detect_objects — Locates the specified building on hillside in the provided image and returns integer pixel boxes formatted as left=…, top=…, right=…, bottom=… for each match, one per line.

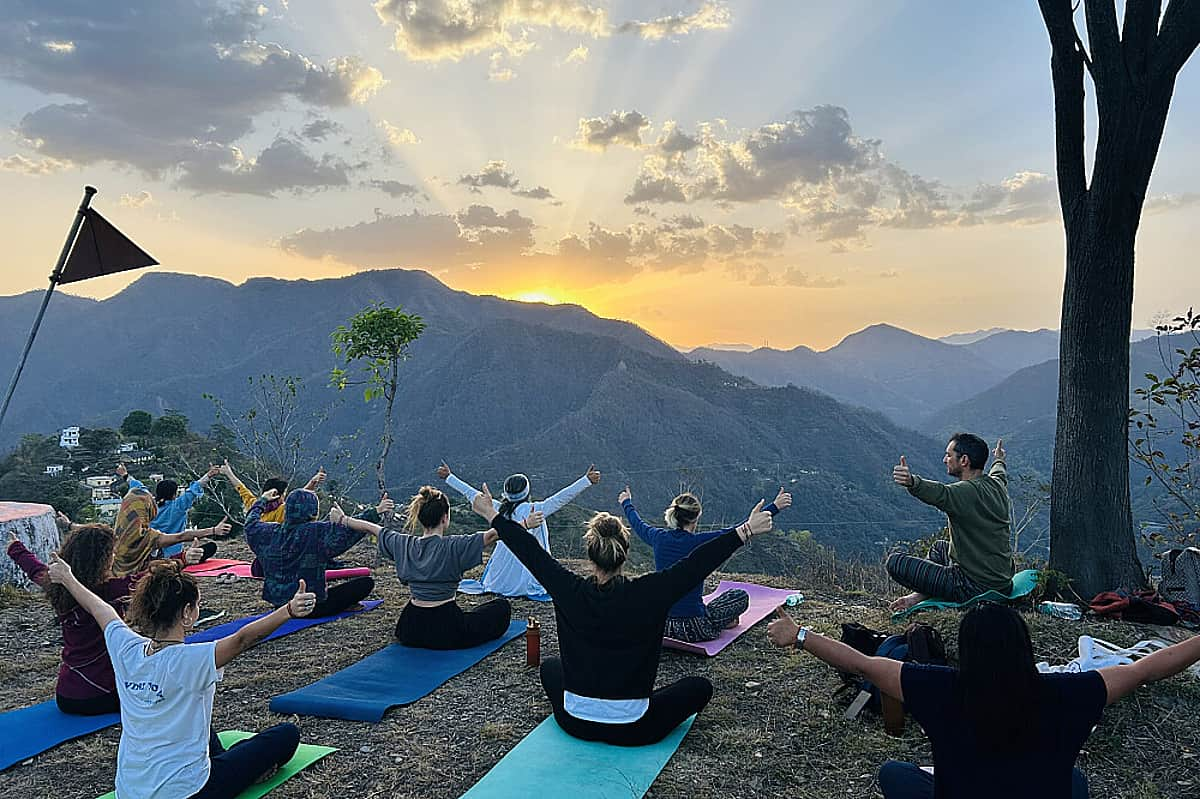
left=59, top=427, right=80, bottom=448
left=44, top=464, right=64, bottom=476
left=92, top=496, right=121, bottom=517
left=91, top=487, right=114, bottom=502
left=115, top=442, right=138, bottom=454
left=148, top=473, right=165, bottom=482
left=126, top=450, right=153, bottom=465
left=85, top=475, right=115, bottom=489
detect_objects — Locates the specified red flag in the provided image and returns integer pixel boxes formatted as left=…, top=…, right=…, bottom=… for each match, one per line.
left=57, top=208, right=157, bottom=285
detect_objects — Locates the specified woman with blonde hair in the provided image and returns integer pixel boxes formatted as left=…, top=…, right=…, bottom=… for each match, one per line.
left=620, top=485, right=790, bottom=642
left=470, top=484, right=773, bottom=746
left=336, top=486, right=543, bottom=649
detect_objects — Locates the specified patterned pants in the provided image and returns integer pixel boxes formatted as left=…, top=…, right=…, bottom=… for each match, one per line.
left=885, top=540, right=982, bottom=603
left=664, top=589, right=750, bottom=642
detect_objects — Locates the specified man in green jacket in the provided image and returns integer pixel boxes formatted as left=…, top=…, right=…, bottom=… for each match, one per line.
left=888, top=433, right=1014, bottom=612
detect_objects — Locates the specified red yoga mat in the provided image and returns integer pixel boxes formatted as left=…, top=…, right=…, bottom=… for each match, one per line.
left=185, top=560, right=370, bottom=581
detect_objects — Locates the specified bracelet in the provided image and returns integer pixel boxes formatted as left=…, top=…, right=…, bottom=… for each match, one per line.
left=287, top=605, right=298, bottom=619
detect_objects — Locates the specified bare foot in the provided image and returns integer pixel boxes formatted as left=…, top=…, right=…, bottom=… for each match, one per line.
left=890, top=592, right=926, bottom=612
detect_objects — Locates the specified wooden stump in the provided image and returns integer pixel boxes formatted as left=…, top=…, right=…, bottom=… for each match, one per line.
left=0, top=502, right=61, bottom=590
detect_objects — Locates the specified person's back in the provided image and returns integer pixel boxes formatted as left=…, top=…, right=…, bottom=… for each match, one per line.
left=900, top=664, right=1103, bottom=798
left=386, top=531, right=484, bottom=600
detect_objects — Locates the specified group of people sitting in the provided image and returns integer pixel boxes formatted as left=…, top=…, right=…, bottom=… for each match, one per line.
left=10, top=434, right=1200, bottom=799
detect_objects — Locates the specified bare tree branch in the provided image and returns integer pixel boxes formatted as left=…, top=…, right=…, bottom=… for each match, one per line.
left=1123, top=0, right=1164, bottom=81
left=1039, top=0, right=1091, bottom=208
left=1154, top=0, right=1200, bottom=79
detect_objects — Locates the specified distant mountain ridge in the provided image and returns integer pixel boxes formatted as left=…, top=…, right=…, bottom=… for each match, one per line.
left=0, top=269, right=947, bottom=555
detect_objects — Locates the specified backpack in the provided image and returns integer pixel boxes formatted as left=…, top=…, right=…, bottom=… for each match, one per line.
left=850, top=623, right=948, bottom=715
left=1089, top=589, right=1180, bottom=626
left=835, top=623, right=890, bottom=692
left=1160, top=548, right=1200, bottom=608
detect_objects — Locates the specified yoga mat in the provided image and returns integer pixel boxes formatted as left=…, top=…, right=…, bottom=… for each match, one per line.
left=460, top=714, right=695, bottom=799
left=0, top=700, right=119, bottom=771
left=96, top=730, right=337, bottom=799
left=186, top=600, right=383, bottom=644
left=891, top=568, right=1041, bottom=622
left=187, top=562, right=370, bottom=581
left=662, top=581, right=801, bottom=656
left=270, top=620, right=527, bottom=722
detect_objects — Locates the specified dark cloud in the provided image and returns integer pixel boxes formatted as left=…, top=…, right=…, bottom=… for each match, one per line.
left=617, top=2, right=731, bottom=40
left=458, top=159, right=558, bottom=202
left=368, top=179, right=423, bottom=199
left=301, top=117, right=342, bottom=141
left=575, top=111, right=650, bottom=150
left=176, top=137, right=354, bottom=196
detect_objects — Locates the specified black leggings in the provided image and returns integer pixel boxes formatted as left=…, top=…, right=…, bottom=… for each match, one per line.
left=539, top=657, right=712, bottom=746
left=56, top=692, right=119, bottom=716
left=309, top=576, right=374, bottom=618
left=395, top=598, right=512, bottom=649
left=188, top=724, right=300, bottom=799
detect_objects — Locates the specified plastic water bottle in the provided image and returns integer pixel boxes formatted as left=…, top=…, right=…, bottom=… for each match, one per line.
left=1037, top=601, right=1082, bottom=621
left=784, top=593, right=804, bottom=607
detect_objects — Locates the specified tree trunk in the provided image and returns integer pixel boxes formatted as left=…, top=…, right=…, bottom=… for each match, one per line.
left=0, top=502, right=61, bottom=590
left=1049, top=206, right=1146, bottom=596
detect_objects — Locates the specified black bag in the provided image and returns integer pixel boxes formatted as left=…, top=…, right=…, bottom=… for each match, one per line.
left=859, top=623, right=947, bottom=713
left=836, top=623, right=890, bottom=691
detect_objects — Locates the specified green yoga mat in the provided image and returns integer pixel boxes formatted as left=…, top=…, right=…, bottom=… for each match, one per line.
left=96, top=730, right=336, bottom=799
left=892, top=568, right=1040, bottom=622
left=460, top=714, right=695, bottom=799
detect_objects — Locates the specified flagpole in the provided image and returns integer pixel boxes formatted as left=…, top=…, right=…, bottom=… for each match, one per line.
left=0, top=186, right=97, bottom=436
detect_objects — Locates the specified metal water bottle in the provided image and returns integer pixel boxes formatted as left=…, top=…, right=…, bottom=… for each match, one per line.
left=525, top=617, right=541, bottom=667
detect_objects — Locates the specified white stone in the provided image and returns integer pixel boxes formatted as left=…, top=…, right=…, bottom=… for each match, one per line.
left=0, top=502, right=62, bottom=590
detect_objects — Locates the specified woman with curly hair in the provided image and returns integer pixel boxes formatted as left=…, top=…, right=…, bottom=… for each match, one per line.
left=7, top=524, right=132, bottom=715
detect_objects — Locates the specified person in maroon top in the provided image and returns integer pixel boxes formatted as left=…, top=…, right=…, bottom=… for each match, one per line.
left=7, top=524, right=134, bottom=715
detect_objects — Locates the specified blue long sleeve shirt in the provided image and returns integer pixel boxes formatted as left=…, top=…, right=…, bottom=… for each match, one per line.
left=621, top=498, right=781, bottom=618
left=127, top=477, right=204, bottom=555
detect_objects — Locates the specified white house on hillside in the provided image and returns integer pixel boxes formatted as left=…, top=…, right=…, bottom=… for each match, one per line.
left=115, top=442, right=138, bottom=454
left=126, top=450, right=153, bottom=465
left=60, top=427, right=80, bottom=448
left=91, top=487, right=114, bottom=502
left=44, top=465, right=64, bottom=476
left=85, top=475, right=115, bottom=489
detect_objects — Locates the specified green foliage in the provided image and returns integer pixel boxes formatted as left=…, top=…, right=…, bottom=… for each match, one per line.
left=150, top=411, right=189, bottom=441
left=79, top=427, right=120, bottom=454
left=329, top=302, right=425, bottom=403
left=1129, top=309, right=1200, bottom=556
left=120, top=410, right=153, bottom=437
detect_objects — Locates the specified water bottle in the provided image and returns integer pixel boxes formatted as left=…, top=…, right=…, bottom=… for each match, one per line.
left=1037, top=601, right=1082, bottom=621
left=784, top=593, right=804, bottom=607
left=525, top=618, right=541, bottom=667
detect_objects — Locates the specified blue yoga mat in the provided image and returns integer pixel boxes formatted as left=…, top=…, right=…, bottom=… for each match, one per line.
left=0, top=700, right=120, bottom=771
left=270, top=620, right=527, bottom=722
left=186, top=599, right=383, bottom=644
left=460, top=714, right=695, bottom=799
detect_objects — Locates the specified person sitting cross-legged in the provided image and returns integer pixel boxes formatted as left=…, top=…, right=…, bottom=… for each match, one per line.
left=888, top=435, right=1014, bottom=612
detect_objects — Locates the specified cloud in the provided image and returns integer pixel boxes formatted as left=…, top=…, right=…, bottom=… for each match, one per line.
left=0, top=0, right=383, bottom=193
left=1145, top=192, right=1200, bottom=214
left=959, top=170, right=1056, bottom=225
left=656, top=121, right=700, bottom=156
left=625, top=160, right=687, bottom=203
left=301, top=117, right=341, bottom=141
left=725, top=262, right=775, bottom=286
left=373, top=0, right=608, bottom=62
left=574, top=110, right=650, bottom=150
left=562, top=45, right=589, bottom=65
left=617, top=1, right=731, bottom=40
left=665, top=214, right=705, bottom=230
left=779, top=268, right=845, bottom=288
left=176, top=137, right=354, bottom=196
left=380, top=120, right=420, bottom=147
left=458, top=160, right=558, bottom=203
left=879, top=269, right=900, bottom=279
left=488, top=51, right=516, bottom=81
left=0, top=153, right=71, bottom=175
left=119, top=190, right=155, bottom=208
left=368, top=179, right=423, bottom=199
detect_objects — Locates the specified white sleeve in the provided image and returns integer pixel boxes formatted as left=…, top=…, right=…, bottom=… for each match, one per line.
left=537, top=475, right=593, bottom=517
left=189, top=642, right=222, bottom=691
left=446, top=473, right=501, bottom=510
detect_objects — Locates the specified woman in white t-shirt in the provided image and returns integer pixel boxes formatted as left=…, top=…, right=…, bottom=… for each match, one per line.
left=47, top=556, right=315, bottom=799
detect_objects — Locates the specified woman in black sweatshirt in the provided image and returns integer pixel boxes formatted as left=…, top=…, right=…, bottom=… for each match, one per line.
left=470, top=485, right=773, bottom=746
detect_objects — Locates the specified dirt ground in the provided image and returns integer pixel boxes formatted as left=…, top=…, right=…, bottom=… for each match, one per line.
left=2, top=536, right=1199, bottom=798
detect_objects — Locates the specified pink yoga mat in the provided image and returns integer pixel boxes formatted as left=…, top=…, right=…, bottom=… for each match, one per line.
left=187, top=561, right=370, bottom=581
left=662, top=580, right=801, bottom=657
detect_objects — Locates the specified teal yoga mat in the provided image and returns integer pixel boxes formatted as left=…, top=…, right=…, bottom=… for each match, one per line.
left=96, top=730, right=336, bottom=799
left=891, top=568, right=1041, bottom=622
left=460, top=714, right=695, bottom=799
left=270, top=620, right=526, bottom=721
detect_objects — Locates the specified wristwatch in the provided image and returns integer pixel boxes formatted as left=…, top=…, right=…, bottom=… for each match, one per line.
left=795, top=626, right=809, bottom=649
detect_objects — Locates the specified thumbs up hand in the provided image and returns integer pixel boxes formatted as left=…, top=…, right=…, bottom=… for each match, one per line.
left=893, top=455, right=914, bottom=487
left=992, top=438, right=1006, bottom=463
left=745, top=498, right=773, bottom=536
left=376, top=492, right=394, bottom=516
left=768, top=607, right=800, bottom=648
left=472, top=483, right=498, bottom=523
left=288, top=579, right=316, bottom=618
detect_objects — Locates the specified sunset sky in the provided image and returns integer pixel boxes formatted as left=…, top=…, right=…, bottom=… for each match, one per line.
left=2, top=1, right=1198, bottom=350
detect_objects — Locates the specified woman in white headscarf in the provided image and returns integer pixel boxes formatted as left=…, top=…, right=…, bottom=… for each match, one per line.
left=436, top=462, right=600, bottom=600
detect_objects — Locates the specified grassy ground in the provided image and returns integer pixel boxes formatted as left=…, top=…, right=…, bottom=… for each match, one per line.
left=2, top=535, right=1199, bottom=798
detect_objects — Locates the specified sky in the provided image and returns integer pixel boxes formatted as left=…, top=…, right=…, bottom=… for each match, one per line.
left=1, top=1, right=1198, bottom=350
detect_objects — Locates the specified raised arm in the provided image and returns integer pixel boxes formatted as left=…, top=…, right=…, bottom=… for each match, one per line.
left=537, top=464, right=601, bottom=517
left=643, top=501, right=773, bottom=603
left=220, top=460, right=256, bottom=510
left=214, top=580, right=315, bottom=668
left=7, top=535, right=50, bottom=588
left=46, top=553, right=121, bottom=629
left=1099, top=634, right=1200, bottom=706
left=767, top=609, right=903, bottom=701
left=330, top=504, right=382, bottom=537
left=441, top=465, right=488, bottom=505
left=155, top=517, right=230, bottom=548
left=472, top=486, right=577, bottom=596
left=988, top=439, right=1008, bottom=487
left=619, top=487, right=659, bottom=547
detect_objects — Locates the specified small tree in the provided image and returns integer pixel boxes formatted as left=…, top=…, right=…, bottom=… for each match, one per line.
left=121, top=410, right=153, bottom=437
left=151, top=412, right=189, bottom=441
left=330, top=303, right=425, bottom=499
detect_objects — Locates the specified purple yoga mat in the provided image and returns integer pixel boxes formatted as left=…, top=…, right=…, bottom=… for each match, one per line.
left=185, top=600, right=384, bottom=644
left=662, top=581, right=800, bottom=656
